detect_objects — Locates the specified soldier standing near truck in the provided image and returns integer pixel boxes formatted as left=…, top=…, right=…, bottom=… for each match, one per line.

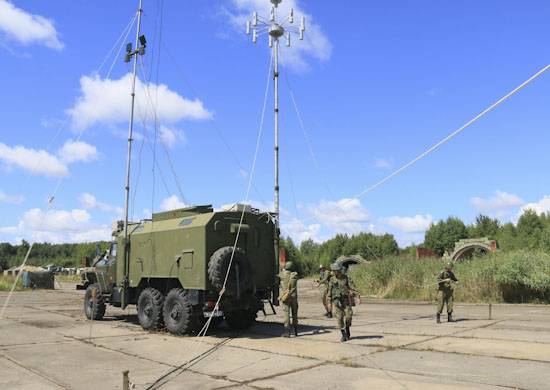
left=436, top=262, right=458, bottom=323
left=278, top=261, right=299, bottom=338
left=328, top=262, right=353, bottom=342
left=317, top=265, right=332, bottom=318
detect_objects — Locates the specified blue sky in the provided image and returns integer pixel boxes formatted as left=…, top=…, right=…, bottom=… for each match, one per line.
left=1, top=0, right=550, bottom=246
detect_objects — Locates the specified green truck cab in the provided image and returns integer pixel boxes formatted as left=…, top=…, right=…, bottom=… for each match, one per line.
left=79, top=204, right=277, bottom=334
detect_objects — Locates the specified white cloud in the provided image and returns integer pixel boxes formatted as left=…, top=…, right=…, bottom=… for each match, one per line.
left=79, top=193, right=122, bottom=216
left=0, top=0, right=63, bottom=50
left=227, top=0, right=332, bottom=71
left=0, top=142, right=68, bottom=177
left=160, top=195, right=188, bottom=211
left=374, top=158, right=393, bottom=170
left=281, top=217, right=321, bottom=243
left=471, top=190, right=524, bottom=218
left=382, top=214, right=433, bottom=233
left=67, top=73, right=212, bottom=130
left=0, top=190, right=23, bottom=204
left=521, top=195, right=550, bottom=216
left=304, top=198, right=370, bottom=234
left=159, top=125, right=186, bottom=149
left=58, top=140, right=99, bottom=163
left=0, top=207, right=112, bottom=243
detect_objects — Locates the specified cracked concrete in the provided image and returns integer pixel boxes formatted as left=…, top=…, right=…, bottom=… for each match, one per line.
left=1, top=280, right=550, bottom=389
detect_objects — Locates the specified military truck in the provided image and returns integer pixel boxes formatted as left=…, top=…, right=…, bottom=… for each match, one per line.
left=79, top=204, right=277, bottom=334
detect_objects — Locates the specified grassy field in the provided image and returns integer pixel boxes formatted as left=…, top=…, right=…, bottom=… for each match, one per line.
left=0, top=275, right=24, bottom=291
left=349, top=250, right=550, bottom=303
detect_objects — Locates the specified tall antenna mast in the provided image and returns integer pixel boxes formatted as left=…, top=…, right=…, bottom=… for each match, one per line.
left=121, top=0, right=147, bottom=309
left=246, top=0, right=306, bottom=270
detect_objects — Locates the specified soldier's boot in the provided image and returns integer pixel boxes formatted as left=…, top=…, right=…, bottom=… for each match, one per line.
left=436, top=314, right=441, bottom=324
left=293, top=325, right=298, bottom=337
left=345, top=326, right=351, bottom=340
left=340, top=329, right=348, bottom=342
left=327, top=311, right=332, bottom=318
left=282, top=327, right=291, bottom=338
left=447, top=313, right=454, bottom=323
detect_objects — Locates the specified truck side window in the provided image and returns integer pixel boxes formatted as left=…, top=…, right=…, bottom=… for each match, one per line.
left=109, top=243, right=118, bottom=262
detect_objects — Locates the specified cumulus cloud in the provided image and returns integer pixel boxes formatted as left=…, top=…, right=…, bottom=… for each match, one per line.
left=58, top=140, right=99, bottom=163
left=227, top=0, right=332, bottom=71
left=66, top=73, right=212, bottom=130
left=382, top=214, right=433, bottom=233
left=0, top=142, right=68, bottom=177
left=160, top=195, right=188, bottom=211
left=79, top=193, right=122, bottom=215
left=471, top=190, right=524, bottom=218
left=281, top=217, right=321, bottom=243
left=0, top=190, right=23, bottom=204
left=0, top=140, right=99, bottom=177
left=0, top=0, right=63, bottom=50
left=0, top=207, right=112, bottom=243
left=304, top=198, right=370, bottom=234
left=159, top=125, right=186, bottom=149
left=521, top=195, right=550, bottom=216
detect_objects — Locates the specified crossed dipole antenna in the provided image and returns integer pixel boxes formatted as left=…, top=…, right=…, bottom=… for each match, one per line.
left=244, top=0, right=306, bottom=270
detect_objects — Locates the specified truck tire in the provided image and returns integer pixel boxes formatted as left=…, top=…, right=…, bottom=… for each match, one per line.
left=84, top=283, right=106, bottom=320
left=137, top=287, right=164, bottom=331
left=224, top=309, right=256, bottom=330
left=163, top=288, right=197, bottom=335
left=208, top=246, right=253, bottom=297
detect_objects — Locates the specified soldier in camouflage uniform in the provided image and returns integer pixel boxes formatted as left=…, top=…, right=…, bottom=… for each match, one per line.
left=278, top=262, right=299, bottom=337
left=436, top=262, right=458, bottom=323
left=317, top=265, right=332, bottom=317
left=328, top=262, right=353, bottom=342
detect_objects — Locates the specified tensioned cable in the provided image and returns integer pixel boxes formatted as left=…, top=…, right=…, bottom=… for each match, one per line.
left=350, top=63, right=550, bottom=201
left=146, top=50, right=274, bottom=390
left=96, top=13, right=137, bottom=76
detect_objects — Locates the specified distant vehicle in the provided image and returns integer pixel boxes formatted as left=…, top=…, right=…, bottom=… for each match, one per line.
left=78, top=205, right=278, bottom=335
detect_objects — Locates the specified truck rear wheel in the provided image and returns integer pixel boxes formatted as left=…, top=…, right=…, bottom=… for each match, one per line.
left=137, top=287, right=164, bottom=331
left=208, top=246, right=253, bottom=297
left=84, top=283, right=106, bottom=320
left=224, top=309, right=256, bottom=330
left=163, top=288, right=196, bottom=335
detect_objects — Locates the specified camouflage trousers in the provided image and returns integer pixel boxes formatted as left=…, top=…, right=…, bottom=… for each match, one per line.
left=333, top=303, right=353, bottom=329
left=437, top=289, right=454, bottom=315
left=283, top=299, right=298, bottom=327
left=319, top=285, right=329, bottom=310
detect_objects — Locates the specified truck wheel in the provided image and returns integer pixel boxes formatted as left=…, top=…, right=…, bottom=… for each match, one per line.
left=137, top=287, right=164, bottom=331
left=208, top=246, right=253, bottom=297
left=163, top=288, right=196, bottom=335
left=224, top=309, right=256, bottom=330
left=84, top=283, right=106, bottom=320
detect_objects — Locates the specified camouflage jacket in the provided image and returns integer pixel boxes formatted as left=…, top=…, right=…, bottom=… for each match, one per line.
left=437, top=270, right=458, bottom=290
left=279, top=269, right=299, bottom=299
left=328, top=275, right=352, bottom=306
left=318, top=270, right=331, bottom=286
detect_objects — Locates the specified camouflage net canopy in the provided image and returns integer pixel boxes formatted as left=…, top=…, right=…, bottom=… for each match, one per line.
left=333, top=255, right=369, bottom=270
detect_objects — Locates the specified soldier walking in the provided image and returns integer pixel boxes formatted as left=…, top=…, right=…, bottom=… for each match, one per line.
left=328, top=263, right=353, bottom=342
left=436, top=262, right=458, bottom=323
left=278, top=261, right=299, bottom=337
left=317, top=265, right=332, bottom=317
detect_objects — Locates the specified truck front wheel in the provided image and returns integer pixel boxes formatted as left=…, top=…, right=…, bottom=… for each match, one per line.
left=137, top=287, right=164, bottom=330
left=84, top=283, right=106, bottom=320
left=163, top=288, right=195, bottom=335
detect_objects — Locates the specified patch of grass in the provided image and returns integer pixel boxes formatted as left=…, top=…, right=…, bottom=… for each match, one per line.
left=0, top=275, right=24, bottom=291
left=349, top=250, right=550, bottom=303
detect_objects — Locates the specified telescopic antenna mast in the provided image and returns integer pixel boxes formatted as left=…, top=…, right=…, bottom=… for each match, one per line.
left=245, top=0, right=306, bottom=271
left=121, top=0, right=147, bottom=309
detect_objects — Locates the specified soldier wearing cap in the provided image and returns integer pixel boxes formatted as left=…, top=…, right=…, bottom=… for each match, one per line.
left=317, top=264, right=332, bottom=317
left=436, top=262, right=458, bottom=323
left=278, top=261, right=299, bottom=337
left=328, top=262, right=353, bottom=342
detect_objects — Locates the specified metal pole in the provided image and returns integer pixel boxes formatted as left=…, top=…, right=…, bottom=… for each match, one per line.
left=273, top=38, right=280, bottom=270
left=122, top=0, right=143, bottom=308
